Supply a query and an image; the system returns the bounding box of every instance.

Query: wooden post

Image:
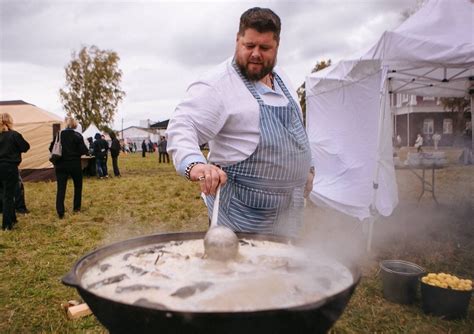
[67,303,92,319]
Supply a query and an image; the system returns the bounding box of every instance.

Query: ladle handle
[210,185,221,228]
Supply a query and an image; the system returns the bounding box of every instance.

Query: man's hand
[304,171,315,198]
[190,163,227,195]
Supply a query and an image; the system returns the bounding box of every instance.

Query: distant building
[150,119,169,136]
[139,119,153,128]
[391,94,471,147]
[118,126,160,150]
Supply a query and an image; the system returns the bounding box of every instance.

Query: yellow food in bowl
[421,273,472,291]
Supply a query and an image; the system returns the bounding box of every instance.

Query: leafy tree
[439,97,470,135]
[298,59,332,124]
[59,45,125,130]
[401,0,427,20]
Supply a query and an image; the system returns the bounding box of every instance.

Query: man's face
[235,28,278,81]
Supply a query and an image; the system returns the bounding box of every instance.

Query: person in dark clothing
[0,175,29,214]
[0,112,30,230]
[85,136,96,176]
[158,136,170,163]
[93,133,109,178]
[49,117,89,219]
[141,140,147,157]
[14,176,28,213]
[109,131,121,177]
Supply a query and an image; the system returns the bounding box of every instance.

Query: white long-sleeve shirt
[166,57,302,176]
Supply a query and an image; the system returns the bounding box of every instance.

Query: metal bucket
[379,260,425,304]
[421,280,472,319]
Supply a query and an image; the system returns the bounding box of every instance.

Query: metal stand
[407,164,440,205]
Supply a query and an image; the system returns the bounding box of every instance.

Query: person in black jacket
[109,131,121,177]
[93,133,109,178]
[0,113,30,230]
[0,175,29,214]
[141,140,147,157]
[49,117,88,219]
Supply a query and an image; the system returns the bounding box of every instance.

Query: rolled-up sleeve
[166,81,227,175]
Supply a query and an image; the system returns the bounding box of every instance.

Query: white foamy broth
[81,238,353,312]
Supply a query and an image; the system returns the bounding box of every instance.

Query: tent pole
[407,110,410,147]
[471,95,473,156]
[367,65,389,252]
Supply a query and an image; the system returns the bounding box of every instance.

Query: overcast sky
[0,0,418,130]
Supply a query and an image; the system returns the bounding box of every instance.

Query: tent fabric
[0,101,63,180]
[81,123,102,148]
[82,123,101,140]
[363,0,474,98]
[306,0,473,219]
[307,67,397,219]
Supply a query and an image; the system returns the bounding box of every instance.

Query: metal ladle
[203,186,239,261]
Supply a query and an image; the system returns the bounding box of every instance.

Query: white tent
[306,0,473,235]
[82,123,101,140]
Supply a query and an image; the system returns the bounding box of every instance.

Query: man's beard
[236,57,276,81]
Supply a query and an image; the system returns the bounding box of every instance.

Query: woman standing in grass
[49,117,88,219]
[0,113,30,230]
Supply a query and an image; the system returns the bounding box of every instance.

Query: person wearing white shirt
[167,7,314,237]
[414,134,423,152]
[432,132,441,150]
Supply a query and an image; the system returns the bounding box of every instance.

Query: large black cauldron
[62,232,360,334]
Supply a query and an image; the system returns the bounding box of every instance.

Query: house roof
[0,100,34,106]
[150,119,169,129]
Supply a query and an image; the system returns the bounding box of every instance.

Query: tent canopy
[82,123,101,140]
[0,100,63,180]
[306,0,473,220]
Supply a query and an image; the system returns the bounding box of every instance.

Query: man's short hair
[238,7,281,43]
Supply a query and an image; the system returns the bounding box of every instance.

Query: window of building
[423,118,434,135]
[409,95,417,105]
[423,96,435,101]
[402,94,409,103]
[443,119,453,134]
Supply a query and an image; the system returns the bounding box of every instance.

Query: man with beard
[166,7,314,237]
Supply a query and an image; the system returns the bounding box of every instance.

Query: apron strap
[232,59,265,106]
[232,58,302,120]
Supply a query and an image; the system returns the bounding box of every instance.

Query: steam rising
[301,151,473,277]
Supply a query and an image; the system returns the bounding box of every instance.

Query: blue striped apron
[206,61,312,237]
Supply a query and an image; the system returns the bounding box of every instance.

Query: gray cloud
[0,0,418,129]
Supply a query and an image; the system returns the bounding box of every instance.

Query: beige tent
[0,100,63,181]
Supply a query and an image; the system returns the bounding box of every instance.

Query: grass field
[0,153,472,333]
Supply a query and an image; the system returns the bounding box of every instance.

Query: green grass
[0,154,472,333]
